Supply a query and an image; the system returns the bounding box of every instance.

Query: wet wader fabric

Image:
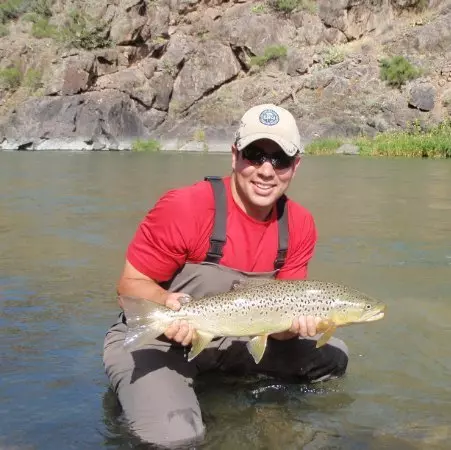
[103,178,349,449]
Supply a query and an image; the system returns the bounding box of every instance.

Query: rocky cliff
[0,0,450,151]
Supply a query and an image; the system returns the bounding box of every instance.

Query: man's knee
[129,409,205,448]
[260,336,349,382]
[308,336,349,382]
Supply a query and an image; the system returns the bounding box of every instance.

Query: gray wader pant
[103,262,349,449]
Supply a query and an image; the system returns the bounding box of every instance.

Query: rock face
[0,0,450,150]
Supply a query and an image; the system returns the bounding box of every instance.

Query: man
[103,104,348,448]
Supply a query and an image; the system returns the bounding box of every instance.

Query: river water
[1,151,450,450]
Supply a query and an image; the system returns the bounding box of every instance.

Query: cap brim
[236,133,302,156]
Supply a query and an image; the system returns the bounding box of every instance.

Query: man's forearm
[117,276,169,307]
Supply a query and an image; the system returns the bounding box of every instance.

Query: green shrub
[58,9,111,50]
[380,56,421,88]
[0,23,9,36]
[0,0,52,24]
[31,17,58,38]
[30,0,53,18]
[23,68,42,91]
[269,0,317,14]
[305,138,344,155]
[354,120,451,158]
[0,67,22,90]
[0,0,27,23]
[250,45,287,67]
[131,139,162,152]
[193,129,206,142]
[322,46,346,67]
[251,3,268,14]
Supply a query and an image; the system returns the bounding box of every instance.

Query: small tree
[380,56,421,88]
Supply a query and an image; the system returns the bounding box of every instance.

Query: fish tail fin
[119,295,171,351]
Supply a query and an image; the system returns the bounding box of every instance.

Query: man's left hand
[270,315,322,341]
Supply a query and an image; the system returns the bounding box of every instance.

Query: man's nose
[258,160,276,176]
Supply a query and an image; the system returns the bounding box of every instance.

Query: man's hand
[164,292,196,346]
[271,315,323,341]
[290,315,323,337]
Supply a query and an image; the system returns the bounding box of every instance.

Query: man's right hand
[164,293,196,346]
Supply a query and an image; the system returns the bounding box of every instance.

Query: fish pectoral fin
[187,330,214,362]
[316,322,337,348]
[247,334,269,364]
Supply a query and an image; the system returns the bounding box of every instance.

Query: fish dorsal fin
[230,278,273,291]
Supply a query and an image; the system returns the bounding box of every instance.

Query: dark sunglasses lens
[242,146,294,169]
[273,154,294,169]
[242,147,264,164]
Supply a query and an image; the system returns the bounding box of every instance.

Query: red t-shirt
[127,176,317,282]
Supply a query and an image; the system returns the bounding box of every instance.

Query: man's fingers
[166,297,181,311]
[298,316,308,337]
[181,325,194,346]
[306,315,317,337]
[173,320,189,343]
[164,320,180,339]
[289,317,300,334]
[166,293,191,311]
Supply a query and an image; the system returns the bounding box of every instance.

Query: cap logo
[259,109,279,126]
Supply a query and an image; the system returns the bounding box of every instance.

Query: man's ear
[231,144,238,170]
[292,155,302,175]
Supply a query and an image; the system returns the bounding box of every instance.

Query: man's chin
[249,193,277,209]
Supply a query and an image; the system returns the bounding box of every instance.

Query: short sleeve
[126,189,193,282]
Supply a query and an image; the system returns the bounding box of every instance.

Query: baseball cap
[234,104,302,156]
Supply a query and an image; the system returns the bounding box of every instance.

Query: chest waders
[103,177,349,448]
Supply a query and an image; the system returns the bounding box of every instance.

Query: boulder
[411,12,451,52]
[43,52,95,96]
[336,143,360,155]
[109,0,150,45]
[0,91,147,150]
[171,41,241,112]
[318,0,394,40]
[213,3,296,54]
[408,81,437,111]
[95,67,155,108]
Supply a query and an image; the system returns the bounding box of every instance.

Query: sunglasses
[241,145,295,170]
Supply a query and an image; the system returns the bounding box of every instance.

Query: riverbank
[126,120,451,158]
[304,120,451,158]
[1,118,450,157]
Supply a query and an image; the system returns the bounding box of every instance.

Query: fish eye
[365,304,372,309]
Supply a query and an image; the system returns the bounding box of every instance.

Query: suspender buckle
[205,239,226,263]
[274,249,288,270]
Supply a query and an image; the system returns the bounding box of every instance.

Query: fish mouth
[362,310,385,322]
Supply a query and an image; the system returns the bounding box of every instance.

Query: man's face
[231,139,300,219]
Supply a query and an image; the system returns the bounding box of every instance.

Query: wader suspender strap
[203,177,289,270]
[274,195,288,270]
[204,176,227,264]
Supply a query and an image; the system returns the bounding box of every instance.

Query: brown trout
[120,279,386,364]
